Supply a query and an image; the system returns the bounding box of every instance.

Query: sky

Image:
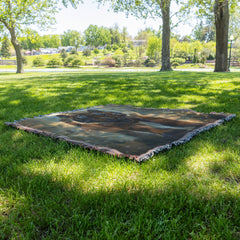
[40,1,195,37]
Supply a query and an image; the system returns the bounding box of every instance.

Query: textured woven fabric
[5,105,235,162]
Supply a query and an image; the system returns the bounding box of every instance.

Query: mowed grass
[0,71,239,239]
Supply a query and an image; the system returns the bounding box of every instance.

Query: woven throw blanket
[5,105,235,162]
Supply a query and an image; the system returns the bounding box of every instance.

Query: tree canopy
[0,0,59,30]
[61,30,83,49]
[84,25,111,47]
[229,5,240,40]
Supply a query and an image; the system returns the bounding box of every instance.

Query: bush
[47,57,63,68]
[112,55,123,67]
[171,62,180,68]
[129,43,134,50]
[22,56,28,65]
[122,47,128,53]
[112,44,119,51]
[120,43,126,48]
[82,49,91,57]
[170,58,185,65]
[232,48,240,62]
[193,49,199,63]
[133,58,143,67]
[114,49,124,56]
[64,56,83,67]
[93,48,99,54]
[173,50,187,59]
[125,60,134,67]
[70,48,78,55]
[144,58,156,67]
[102,57,116,67]
[193,55,199,63]
[146,36,161,62]
[60,49,68,60]
[33,56,45,67]
[71,57,83,67]
[103,49,108,55]
[208,54,215,60]
[123,53,130,67]
[94,58,101,66]
[200,56,207,64]
[106,45,112,51]
[64,56,75,66]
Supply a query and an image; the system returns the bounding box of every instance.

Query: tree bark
[214,0,229,72]
[9,27,24,73]
[160,0,172,71]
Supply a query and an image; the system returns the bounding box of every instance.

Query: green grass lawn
[0,71,239,239]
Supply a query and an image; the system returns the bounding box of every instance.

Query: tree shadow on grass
[1,127,239,239]
[0,72,189,122]
[0,139,240,239]
[0,71,214,118]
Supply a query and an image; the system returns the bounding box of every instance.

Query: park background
[0,1,239,71]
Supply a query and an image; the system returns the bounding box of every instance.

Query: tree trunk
[160,0,172,71]
[214,0,229,72]
[9,27,24,73]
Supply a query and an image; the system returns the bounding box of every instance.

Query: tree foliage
[121,27,129,44]
[229,5,240,40]
[1,36,11,59]
[20,29,42,51]
[0,0,59,30]
[109,24,121,45]
[193,20,215,42]
[146,36,161,62]
[33,56,45,67]
[134,28,155,46]
[170,38,216,62]
[61,30,83,49]
[84,25,111,47]
[62,0,82,8]
[41,34,62,48]
[47,56,63,67]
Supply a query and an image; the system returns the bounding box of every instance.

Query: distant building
[24,50,41,55]
[39,48,58,54]
[132,40,147,47]
[97,46,106,50]
[78,45,89,52]
[58,46,75,53]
